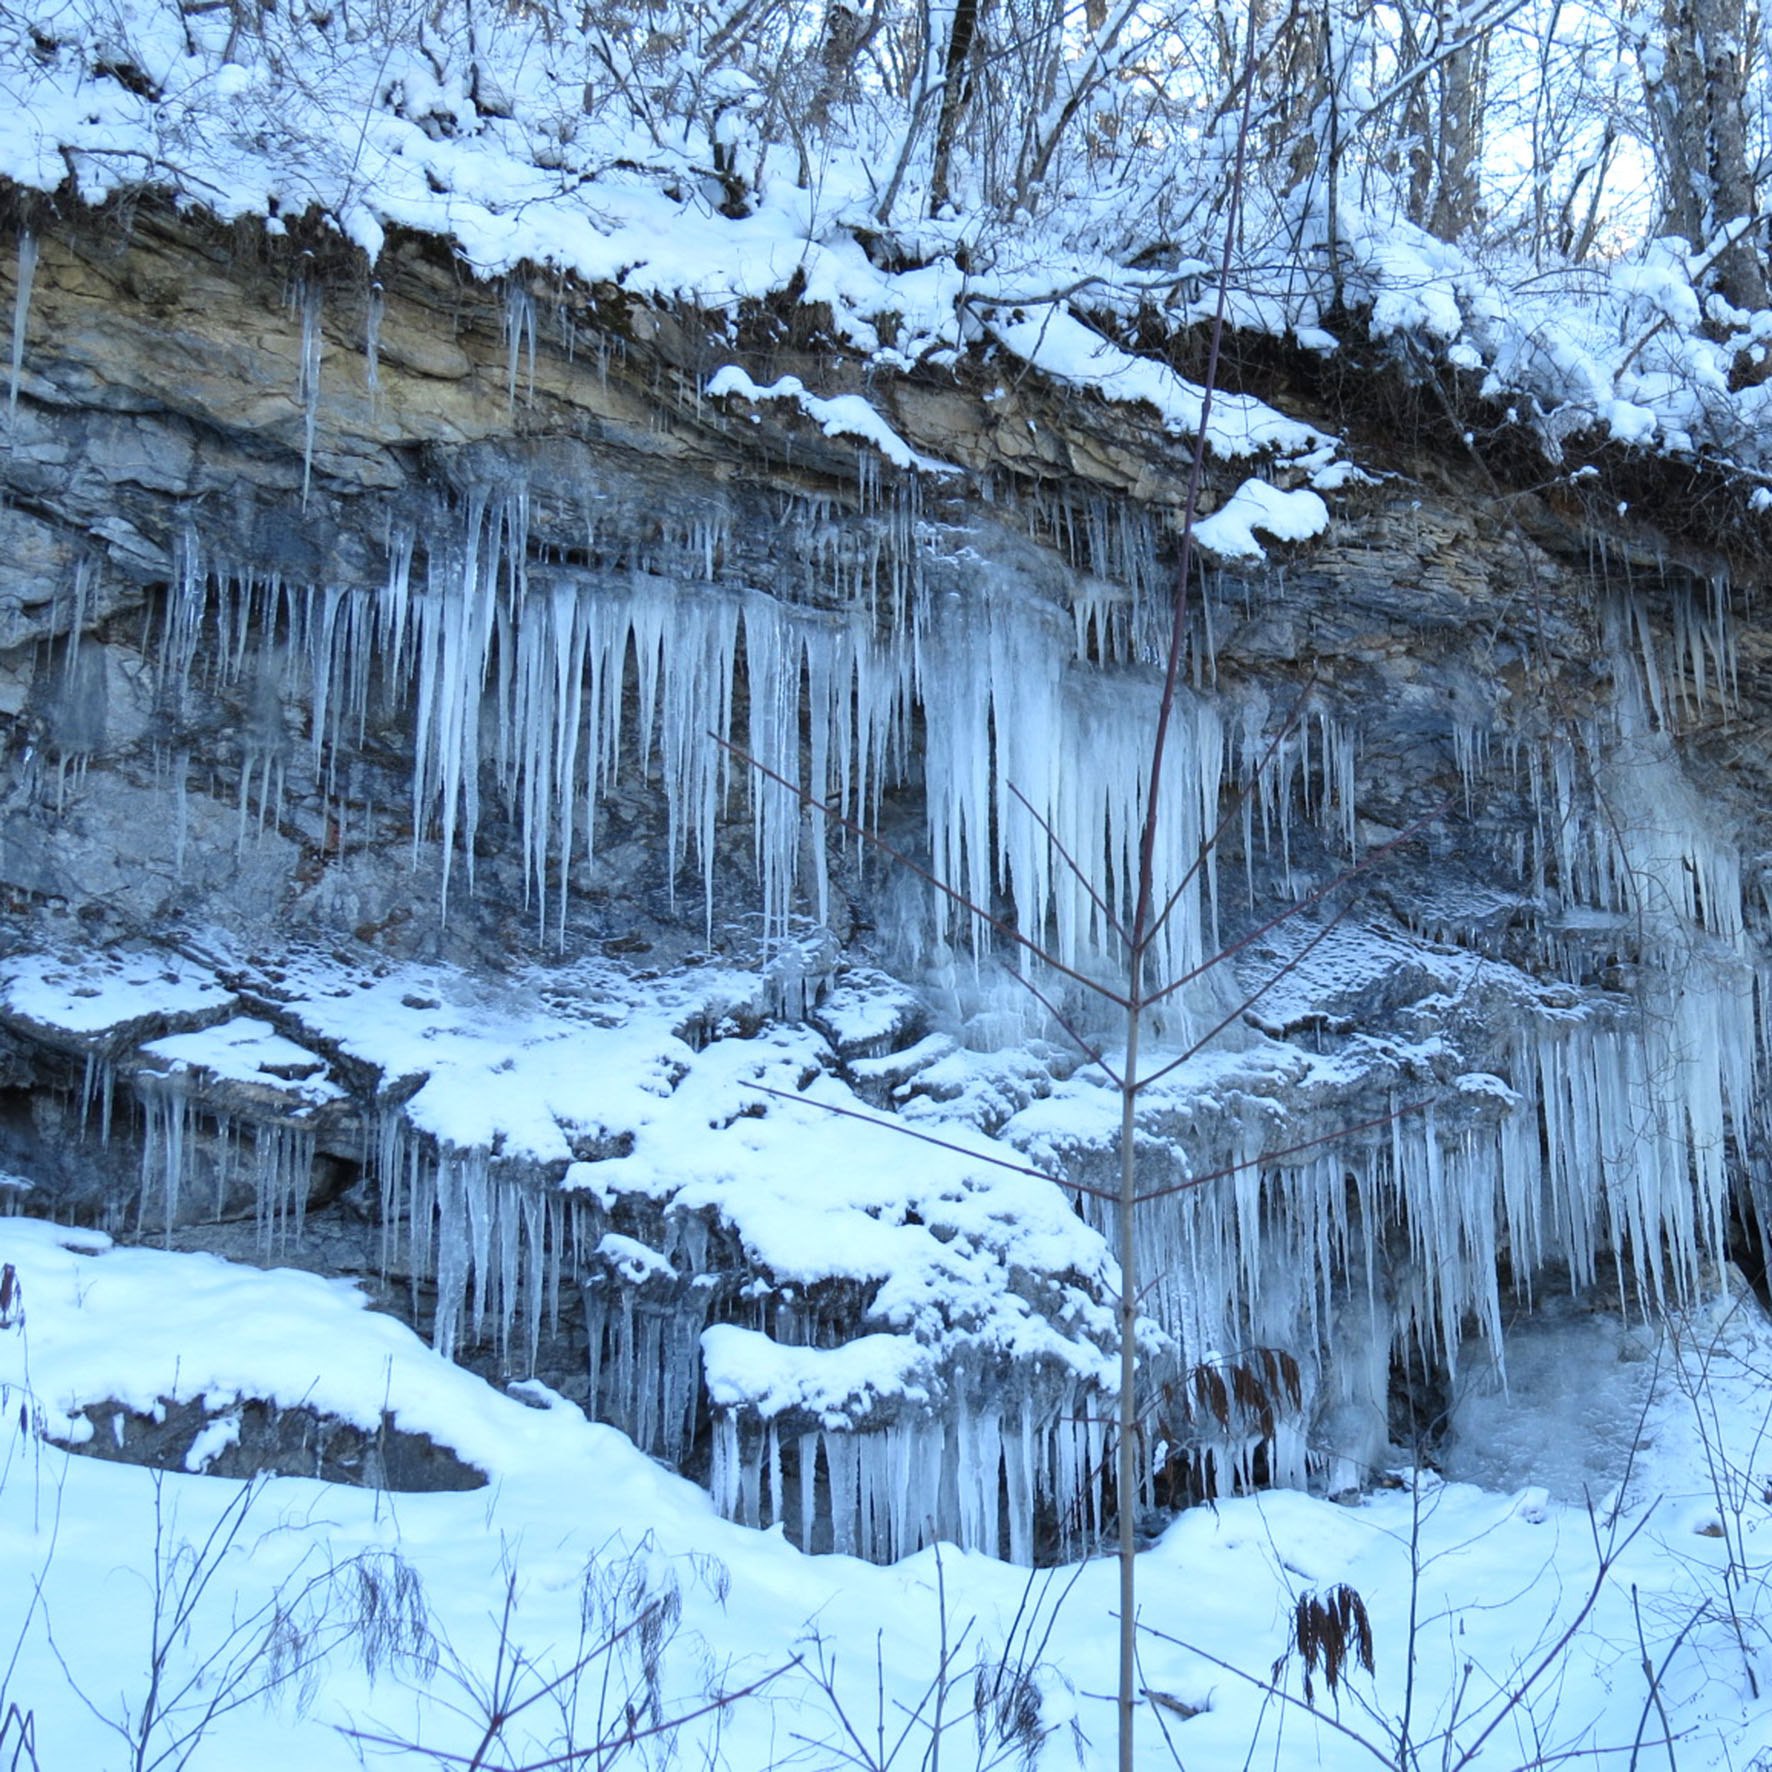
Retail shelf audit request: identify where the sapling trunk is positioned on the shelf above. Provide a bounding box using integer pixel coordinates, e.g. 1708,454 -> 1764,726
1111,14 -> 1260,1759
1117,958 -> 1142,1772
713,19 -> 1433,1772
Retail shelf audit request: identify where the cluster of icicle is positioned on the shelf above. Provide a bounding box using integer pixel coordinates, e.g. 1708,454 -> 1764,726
113,1011 -> 1125,1563
154,491 -> 1361,1002
136,1077 -> 317,1252
707,1380 -> 1107,1564
371,1109 -> 1116,1563
118,490 -> 1768,1556
1127,960 -> 1758,1490
376,1110 -> 1115,1563
1129,583 -> 1762,1491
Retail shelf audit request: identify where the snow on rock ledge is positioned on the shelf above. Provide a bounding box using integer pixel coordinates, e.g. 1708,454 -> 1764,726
1192,479 -> 1331,560
0,941 -> 1123,1564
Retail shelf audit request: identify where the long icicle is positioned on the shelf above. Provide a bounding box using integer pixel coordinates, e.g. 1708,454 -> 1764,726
7,230 -> 37,428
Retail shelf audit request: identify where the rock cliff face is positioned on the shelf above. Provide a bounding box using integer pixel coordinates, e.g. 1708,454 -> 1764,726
2,198 -> 1768,1558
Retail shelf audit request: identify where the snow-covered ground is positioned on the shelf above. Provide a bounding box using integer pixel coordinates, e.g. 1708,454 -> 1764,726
4,1211 -> 1772,1770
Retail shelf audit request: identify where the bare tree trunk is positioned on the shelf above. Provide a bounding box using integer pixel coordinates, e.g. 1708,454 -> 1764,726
1115,979 -> 1141,1772
1397,3 -> 1486,241
1645,0 -> 1769,309
1270,0 -> 1327,191
928,0 -> 983,215
806,2 -> 865,130
1428,35 -> 1485,239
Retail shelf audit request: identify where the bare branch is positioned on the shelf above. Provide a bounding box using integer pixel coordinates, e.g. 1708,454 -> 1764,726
1130,1099 -> 1432,1206
342,1656 -> 799,1770
713,735 -> 1133,1010
1134,895 -> 1354,1094
1006,778 -> 1130,948
1142,799 -> 1449,1013
746,1083 -> 1070,1187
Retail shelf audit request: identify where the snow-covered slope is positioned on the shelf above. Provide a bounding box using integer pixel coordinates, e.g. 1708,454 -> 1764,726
5,1214 -> 1772,1769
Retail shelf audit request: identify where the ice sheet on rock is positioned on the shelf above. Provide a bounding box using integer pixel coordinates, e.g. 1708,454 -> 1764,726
985,304 -> 1328,459
1443,1301 -> 1658,1501
248,949 -> 709,1165
600,1030 -> 1119,1366
809,968 -> 925,1060
705,368 -> 959,475
574,1026 -> 1122,1560
142,1017 -> 344,1103
892,1041 -> 1065,1130
1235,919 -> 1463,1036
0,948 -> 234,1037
596,1233 -> 675,1286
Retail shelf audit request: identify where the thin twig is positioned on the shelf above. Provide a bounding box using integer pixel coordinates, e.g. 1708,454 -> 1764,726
1134,893 -> 1356,1094
1142,799 -> 1450,1011
1128,1099 -> 1432,1206
1627,1585 -> 1694,1772
343,1657 -> 799,1770
1004,779 -> 1131,948
746,1081 -> 1429,1212
712,736 -> 1132,1010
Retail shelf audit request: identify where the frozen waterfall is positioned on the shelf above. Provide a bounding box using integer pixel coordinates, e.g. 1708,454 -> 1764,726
22,483 -> 1769,1566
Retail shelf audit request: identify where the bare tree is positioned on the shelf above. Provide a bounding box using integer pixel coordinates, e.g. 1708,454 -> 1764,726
1402,3 -> 1488,240
1642,0 -> 1769,309
929,0 -> 986,214
346,1535 -> 794,1771
725,20 -> 1441,1767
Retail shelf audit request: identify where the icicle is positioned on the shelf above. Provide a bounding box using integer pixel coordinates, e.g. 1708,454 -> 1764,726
6,230 -> 35,428
504,280 -> 535,412
738,1420 -> 763,1527
520,1192 -> 546,1374
297,274 -> 323,508
432,1156 -> 467,1359
1451,717 -> 1488,816
137,1078 -> 191,1246
79,1053 -> 109,1135
364,281 -> 383,401
171,749 -> 190,879
798,1432 -> 819,1550
710,1411 -> 740,1521
767,1424 -> 783,1528
583,1277 -> 608,1423
254,1123 -> 314,1250
63,555 -> 91,689
825,1429 -> 858,1556
375,1110 -> 408,1280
